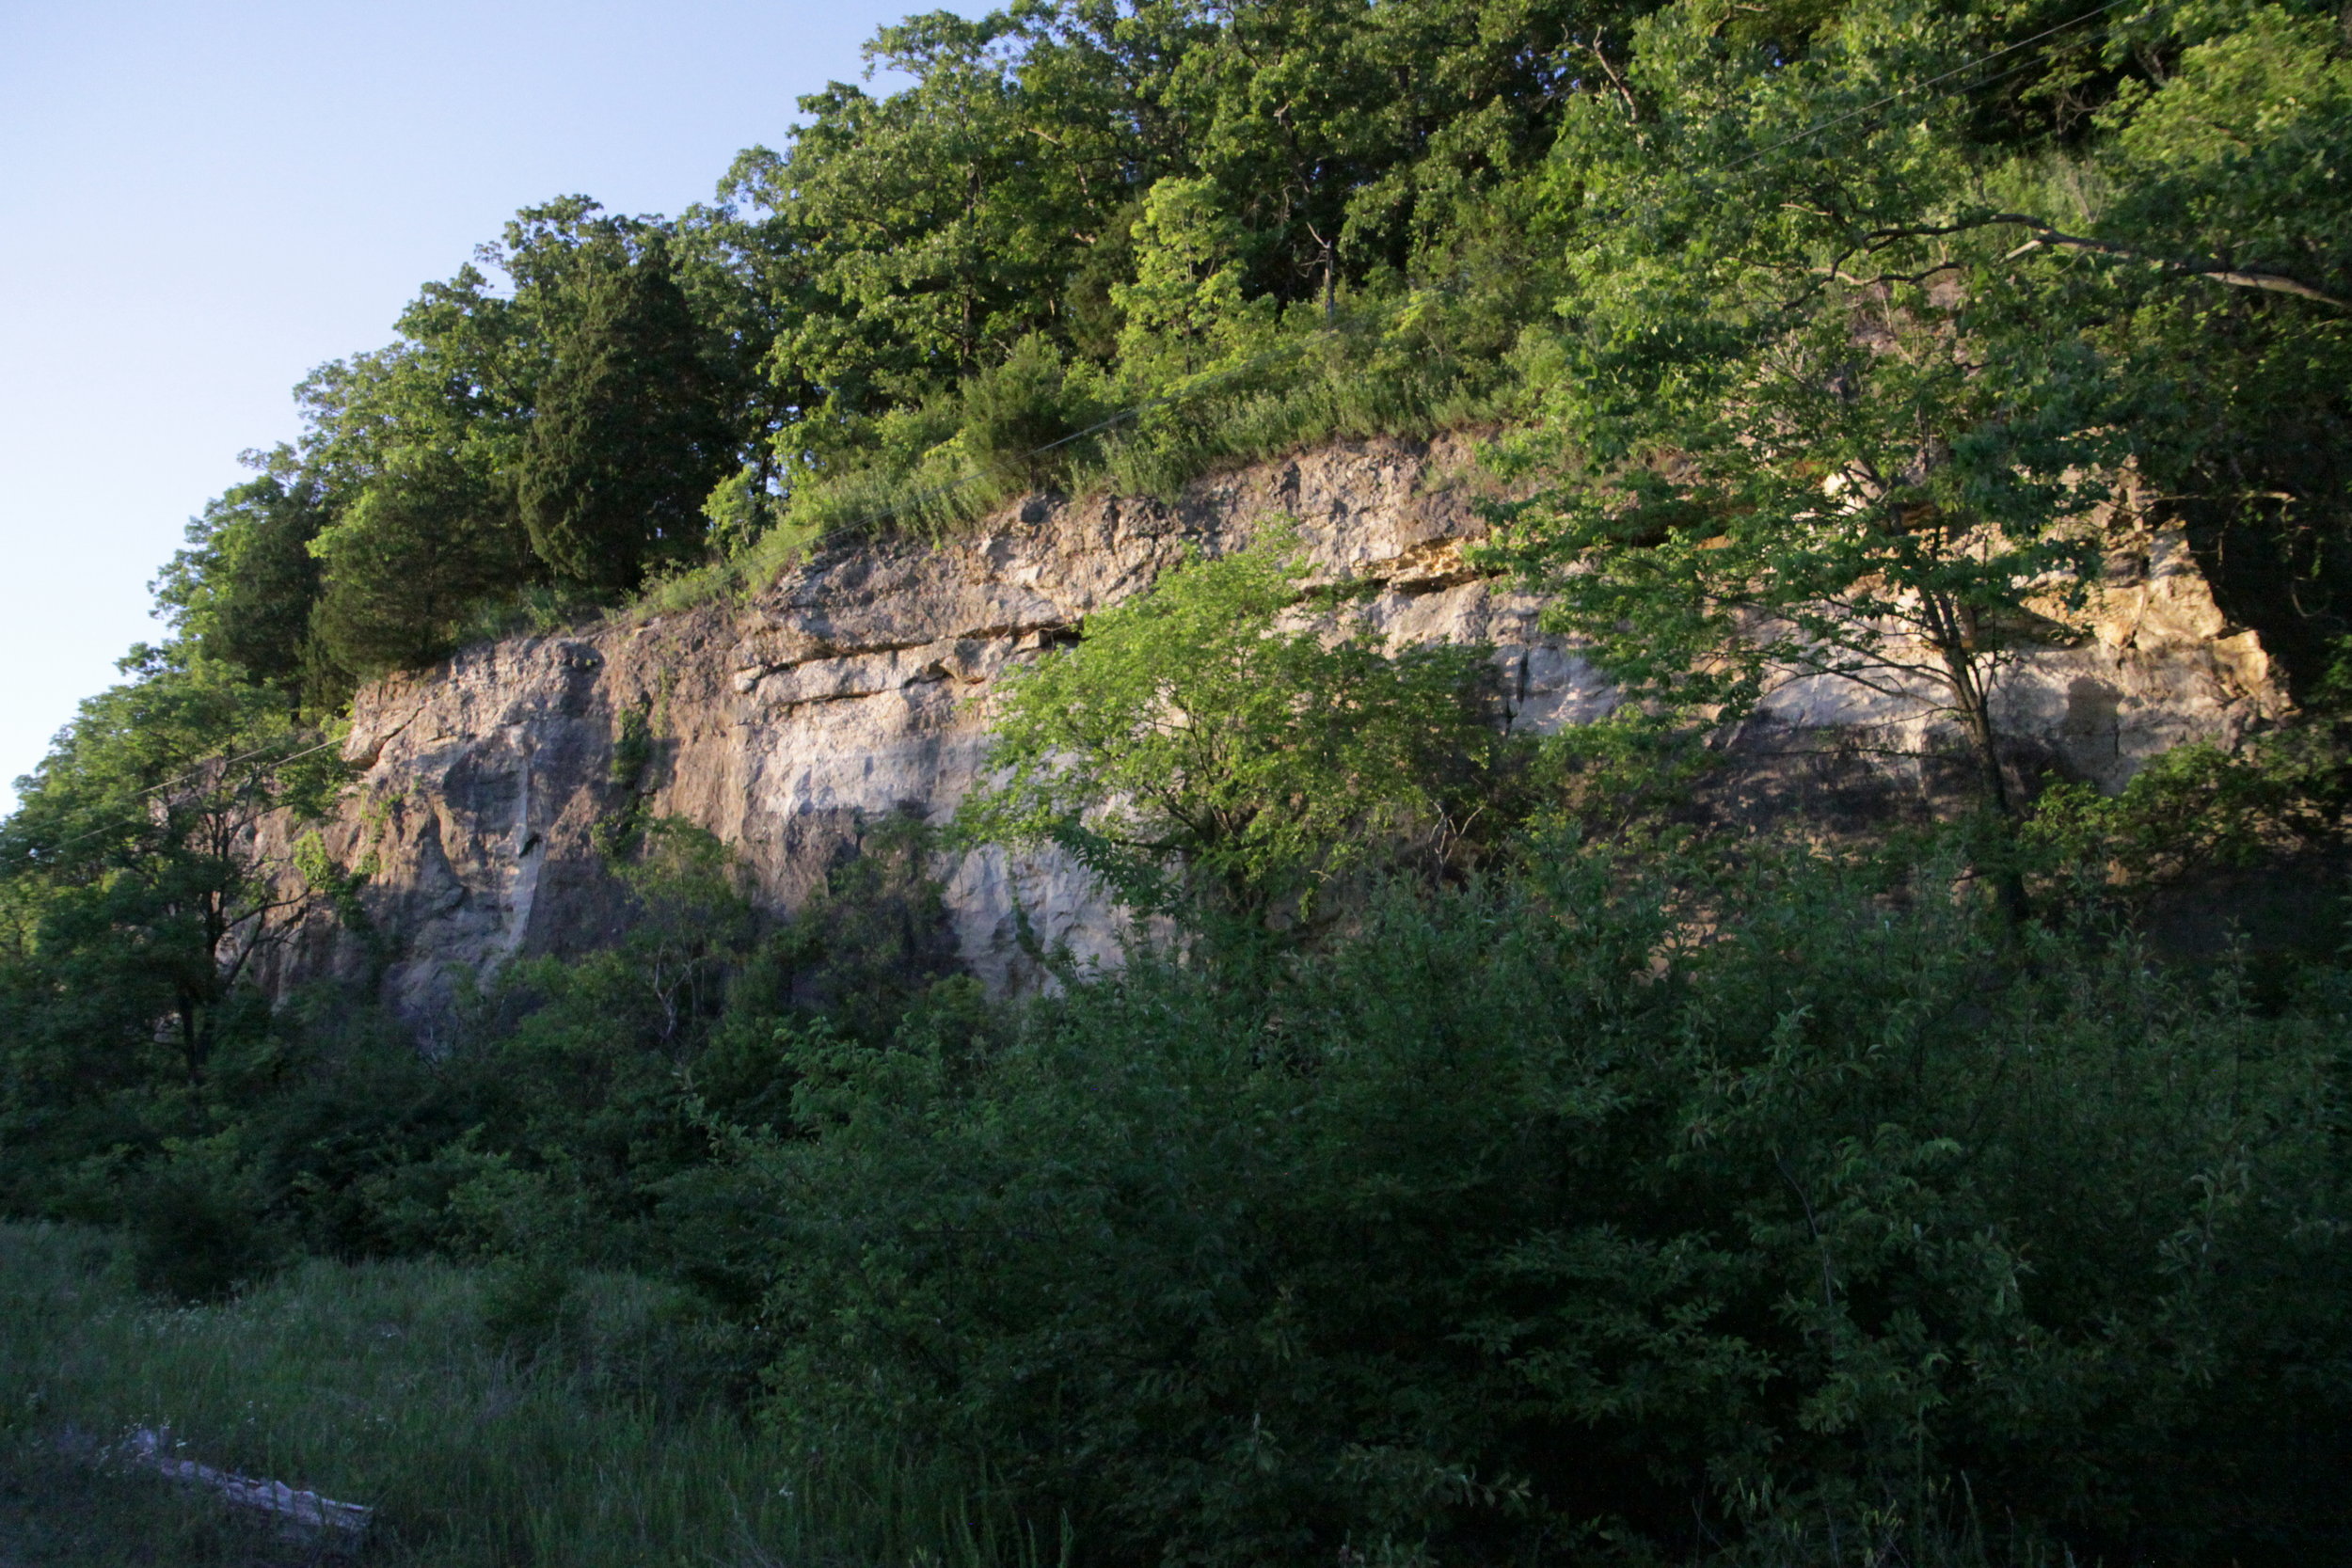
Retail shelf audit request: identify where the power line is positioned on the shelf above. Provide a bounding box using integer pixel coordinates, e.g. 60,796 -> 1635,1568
18,733 -> 347,862
1722,0 -> 2142,172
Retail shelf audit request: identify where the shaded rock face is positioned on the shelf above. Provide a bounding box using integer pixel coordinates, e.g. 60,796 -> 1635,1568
269,435 -> 2280,1022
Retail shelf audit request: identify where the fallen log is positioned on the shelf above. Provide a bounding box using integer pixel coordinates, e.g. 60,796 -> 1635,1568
124,1427 -> 373,1540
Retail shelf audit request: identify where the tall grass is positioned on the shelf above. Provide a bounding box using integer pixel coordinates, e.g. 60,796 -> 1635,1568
695,307 -> 1532,578
632,516 -> 823,619
1073,352 -> 1510,505
0,1223 -> 1059,1567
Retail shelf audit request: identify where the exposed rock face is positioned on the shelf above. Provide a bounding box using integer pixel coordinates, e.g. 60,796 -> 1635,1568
1722,523 -> 2280,820
272,435 -> 2281,1021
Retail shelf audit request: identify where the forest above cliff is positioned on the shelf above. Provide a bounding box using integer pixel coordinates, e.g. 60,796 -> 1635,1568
103,0 -> 2352,704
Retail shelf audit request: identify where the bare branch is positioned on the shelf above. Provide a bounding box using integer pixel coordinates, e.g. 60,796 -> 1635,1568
1818,261 -> 1966,290
1833,213 -> 2347,308
1996,222 -> 2350,309
1584,33 -> 1642,123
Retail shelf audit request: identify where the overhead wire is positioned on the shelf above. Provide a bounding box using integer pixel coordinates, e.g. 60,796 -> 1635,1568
1720,0 -> 2142,172
17,734 -> 348,862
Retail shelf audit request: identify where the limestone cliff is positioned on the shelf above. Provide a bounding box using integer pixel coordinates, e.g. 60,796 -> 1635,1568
271,435 -> 2280,1021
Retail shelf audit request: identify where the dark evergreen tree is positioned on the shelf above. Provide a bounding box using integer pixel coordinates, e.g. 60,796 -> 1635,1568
308,445 -> 531,676
152,471 -> 328,689
517,242 -> 738,592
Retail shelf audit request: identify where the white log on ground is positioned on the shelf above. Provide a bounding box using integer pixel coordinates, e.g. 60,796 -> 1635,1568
125,1428 -> 373,1538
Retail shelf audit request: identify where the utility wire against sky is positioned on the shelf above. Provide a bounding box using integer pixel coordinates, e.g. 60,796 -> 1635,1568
1719,0 -> 2142,173
20,735 -> 347,861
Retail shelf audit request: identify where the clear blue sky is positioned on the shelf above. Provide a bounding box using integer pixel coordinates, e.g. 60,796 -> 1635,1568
0,0 -> 949,811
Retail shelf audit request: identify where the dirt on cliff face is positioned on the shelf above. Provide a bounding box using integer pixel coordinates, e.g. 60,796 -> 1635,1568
262,434 -> 2280,1022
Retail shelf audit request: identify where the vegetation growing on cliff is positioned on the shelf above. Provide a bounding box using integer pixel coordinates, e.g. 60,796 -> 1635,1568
961,538 -> 1533,929
7,0 -> 2352,1561
1488,0 -> 2352,813
101,0 -> 2348,710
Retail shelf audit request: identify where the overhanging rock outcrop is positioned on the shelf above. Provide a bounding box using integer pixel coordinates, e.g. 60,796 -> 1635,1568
270,435 -> 2280,1022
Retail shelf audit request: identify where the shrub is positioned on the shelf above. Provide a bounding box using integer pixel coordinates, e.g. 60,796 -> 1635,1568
961,334 -> 1110,493
689,840 -> 2352,1566
126,1137 -> 284,1304
961,535 -> 1532,937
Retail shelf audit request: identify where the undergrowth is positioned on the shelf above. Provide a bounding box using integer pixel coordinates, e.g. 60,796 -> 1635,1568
663,300 -> 1540,595
0,1223 -> 1057,1568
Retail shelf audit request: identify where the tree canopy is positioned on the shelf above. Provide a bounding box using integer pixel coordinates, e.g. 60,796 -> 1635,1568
1487,0 -> 2352,808
517,241 -> 739,591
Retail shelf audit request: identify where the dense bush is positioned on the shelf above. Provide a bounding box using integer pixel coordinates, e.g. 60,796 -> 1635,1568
7,698 -> 2351,1561
960,334 -> 1113,494
11,817 -> 2349,1561
962,536 -> 1535,937
691,842 -> 2352,1565
125,1135 -> 285,1304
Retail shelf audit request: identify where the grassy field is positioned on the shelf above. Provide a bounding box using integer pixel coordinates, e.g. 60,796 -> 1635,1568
0,1224 -> 1056,1567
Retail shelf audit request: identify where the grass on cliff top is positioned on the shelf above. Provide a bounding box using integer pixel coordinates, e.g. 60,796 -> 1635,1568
617,308 -> 1538,629
0,1223 -> 1055,1568
431,312 -> 1532,656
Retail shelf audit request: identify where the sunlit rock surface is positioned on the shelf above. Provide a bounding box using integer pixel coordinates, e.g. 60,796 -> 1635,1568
267,435 -> 2280,1021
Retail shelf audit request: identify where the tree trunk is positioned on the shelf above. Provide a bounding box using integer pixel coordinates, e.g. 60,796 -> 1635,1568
177,1001 -> 205,1089
1925,595 -> 2014,819
1953,673 -> 2013,819
1936,634 -> 2029,922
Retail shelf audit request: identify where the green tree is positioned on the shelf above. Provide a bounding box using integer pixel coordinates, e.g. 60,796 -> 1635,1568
1492,0 -> 2352,816
152,469 -> 329,691
288,198 -> 759,668
730,5 -> 1155,488
1111,174 -> 1268,379
961,536 -> 1519,927
732,0 -> 1639,500
517,241 -> 739,592
0,653 -> 343,1112
308,444 -> 532,676
1163,0 -> 1646,317
291,250 -> 545,687
2089,6 -> 2352,694
703,838 -> 2352,1565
